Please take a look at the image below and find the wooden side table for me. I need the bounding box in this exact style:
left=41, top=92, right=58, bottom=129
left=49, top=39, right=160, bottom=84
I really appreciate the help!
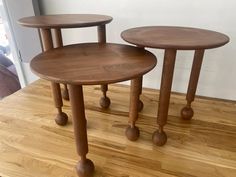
left=18, top=14, right=113, bottom=126
left=30, top=43, right=157, bottom=177
left=121, top=26, right=229, bottom=146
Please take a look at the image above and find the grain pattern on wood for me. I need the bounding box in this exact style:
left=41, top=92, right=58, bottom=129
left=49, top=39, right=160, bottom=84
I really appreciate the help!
left=0, top=79, right=236, bottom=177
left=18, top=14, right=112, bottom=29
left=30, top=43, right=157, bottom=85
left=31, top=41, right=156, bottom=175
left=121, top=26, right=230, bottom=50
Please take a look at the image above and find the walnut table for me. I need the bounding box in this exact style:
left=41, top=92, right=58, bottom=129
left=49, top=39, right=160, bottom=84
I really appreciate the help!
left=121, top=26, right=229, bottom=146
left=30, top=43, right=157, bottom=177
left=18, top=14, right=113, bottom=126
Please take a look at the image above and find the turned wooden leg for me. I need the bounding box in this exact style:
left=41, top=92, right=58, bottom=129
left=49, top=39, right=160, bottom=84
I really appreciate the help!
left=97, top=25, right=111, bottom=109
left=40, top=29, right=67, bottom=125
left=152, top=49, right=177, bottom=146
left=137, top=76, right=144, bottom=112
left=62, top=84, right=69, bottom=101
left=99, top=84, right=111, bottom=109
left=126, top=77, right=142, bottom=141
left=181, top=50, right=204, bottom=120
left=52, top=28, right=70, bottom=101
left=51, top=82, right=68, bottom=126
left=136, top=46, right=145, bottom=112
left=40, top=28, right=53, bottom=51
left=68, top=85, right=94, bottom=177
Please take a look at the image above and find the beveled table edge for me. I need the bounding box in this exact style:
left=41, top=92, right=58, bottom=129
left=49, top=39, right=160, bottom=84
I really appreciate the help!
left=30, top=43, right=157, bottom=85
left=18, top=14, right=113, bottom=29
left=121, top=26, right=230, bottom=50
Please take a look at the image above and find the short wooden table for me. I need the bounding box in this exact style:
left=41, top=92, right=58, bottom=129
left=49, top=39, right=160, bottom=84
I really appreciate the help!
left=18, top=14, right=113, bottom=126
left=121, top=26, right=229, bottom=146
left=30, top=43, right=157, bottom=177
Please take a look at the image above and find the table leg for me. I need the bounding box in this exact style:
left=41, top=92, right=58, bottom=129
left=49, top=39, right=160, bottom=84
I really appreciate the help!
left=51, top=82, right=68, bottom=126
left=98, top=25, right=111, bottom=109
left=52, top=28, right=70, bottom=101
left=136, top=46, right=145, bottom=112
left=62, top=84, right=69, bottom=101
left=137, top=76, right=144, bottom=112
left=40, top=28, right=53, bottom=51
left=40, top=29, right=67, bottom=125
left=152, top=49, right=177, bottom=146
left=99, top=84, right=111, bottom=109
left=126, top=77, right=142, bottom=141
left=181, top=50, right=205, bottom=120
left=68, top=84, right=94, bottom=177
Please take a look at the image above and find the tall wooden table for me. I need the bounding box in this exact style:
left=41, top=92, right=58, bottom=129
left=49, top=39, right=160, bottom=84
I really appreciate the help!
left=18, top=14, right=113, bottom=126
left=30, top=43, right=157, bottom=177
left=121, top=26, right=229, bottom=146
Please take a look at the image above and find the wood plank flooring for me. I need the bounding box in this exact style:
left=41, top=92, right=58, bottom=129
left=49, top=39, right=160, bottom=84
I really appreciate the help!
left=0, top=79, right=235, bottom=177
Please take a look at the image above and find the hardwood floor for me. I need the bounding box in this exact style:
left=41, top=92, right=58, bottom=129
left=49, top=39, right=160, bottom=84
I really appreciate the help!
left=0, top=79, right=235, bottom=177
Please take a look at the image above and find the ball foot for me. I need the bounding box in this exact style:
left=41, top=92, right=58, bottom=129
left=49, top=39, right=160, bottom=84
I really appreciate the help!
left=152, top=130, right=167, bottom=146
left=181, top=106, right=194, bottom=120
left=138, top=100, right=144, bottom=112
left=62, top=89, right=69, bottom=101
left=76, top=159, right=95, bottom=177
left=55, top=112, right=68, bottom=126
left=125, top=125, right=140, bottom=141
left=99, top=96, right=111, bottom=109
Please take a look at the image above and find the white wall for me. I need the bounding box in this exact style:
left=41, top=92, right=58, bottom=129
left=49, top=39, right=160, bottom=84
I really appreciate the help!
left=39, top=0, right=236, bottom=100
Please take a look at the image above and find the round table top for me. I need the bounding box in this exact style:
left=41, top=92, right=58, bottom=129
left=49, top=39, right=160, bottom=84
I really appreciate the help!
left=30, top=43, right=157, bottom=85
left=18, top=14, right=113, bottom=29
left=121, top=26, right=229, bottom=50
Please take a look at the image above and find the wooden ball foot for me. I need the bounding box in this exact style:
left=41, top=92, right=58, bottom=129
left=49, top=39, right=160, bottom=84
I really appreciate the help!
left=99, top=96, right=111, bottom=109
left=152, top=130, right=167, bottom=146
left=138, top=100, right=144, bottom=112
left=76, top=159, right=95, bottom=177
left=181, top=106, right=194, bottom=120
left=55, top=112, right=68, bottom=126
left=62, top=89, right=70, bottom=101
left=125, top=125, right=140, bottom=141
